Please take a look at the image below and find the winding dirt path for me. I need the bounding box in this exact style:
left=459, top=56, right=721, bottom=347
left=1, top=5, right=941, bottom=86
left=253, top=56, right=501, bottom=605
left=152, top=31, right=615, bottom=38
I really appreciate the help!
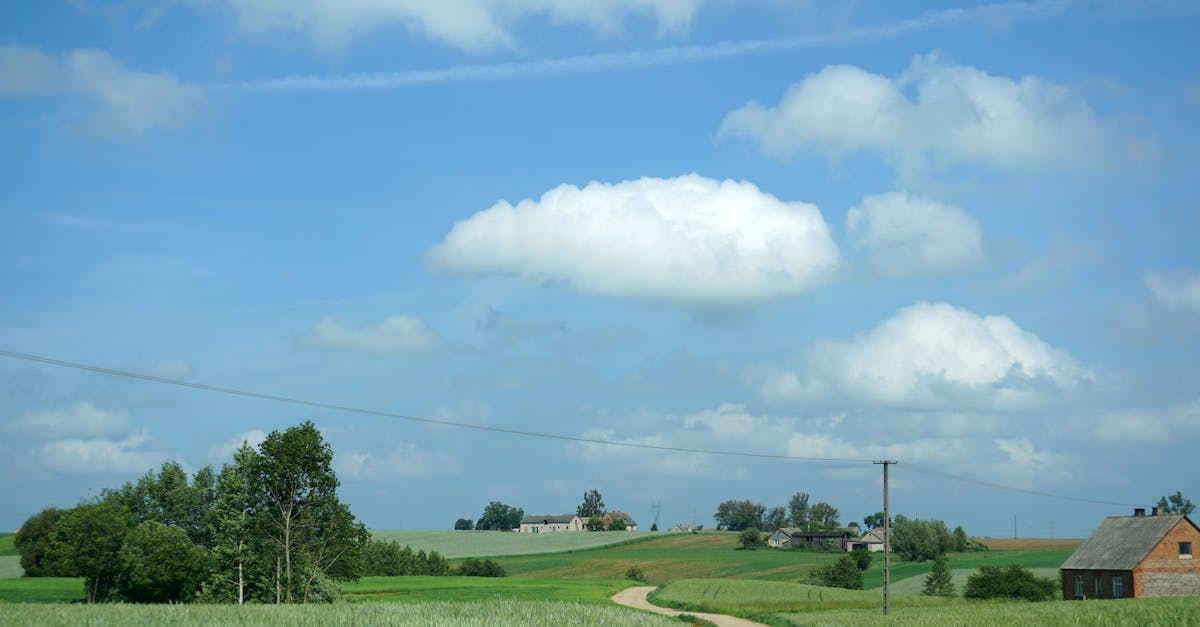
left=610, top=586, right=769, bottom=627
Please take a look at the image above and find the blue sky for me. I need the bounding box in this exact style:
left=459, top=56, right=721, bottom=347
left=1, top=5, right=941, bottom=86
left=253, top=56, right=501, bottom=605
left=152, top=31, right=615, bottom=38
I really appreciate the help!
left=1, top=1, right=1198, bottom=538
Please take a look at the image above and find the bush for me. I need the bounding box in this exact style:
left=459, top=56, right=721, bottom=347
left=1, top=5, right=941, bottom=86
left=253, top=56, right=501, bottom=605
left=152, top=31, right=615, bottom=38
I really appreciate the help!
left=360, top=539, right=413, bottom=576
left=964, top=564, right=1057, bottom=601
left=115, top=521, right=211, bottom=603
left=850, top=548, right=872, bottom=571
left=738, top=528, right=763, bottom=550
left=812, top=555, right=864, bottom=590
left=921, top=555, right=955, bottom=597
left=455, top=558, right=506, bottom=577
left=625, top=565, right=648, bottom=583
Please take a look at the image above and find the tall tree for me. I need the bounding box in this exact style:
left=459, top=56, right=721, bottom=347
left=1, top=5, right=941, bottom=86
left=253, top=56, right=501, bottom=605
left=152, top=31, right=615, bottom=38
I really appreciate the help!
left=763, top=507, right=787, bottom=532
left=476, top=501, right=524, bottom=531
left=107, top=460, right=217, bottom=547
left=577, top=488, right=605, bottom=518
left=713, top=499, right=766, bottom=531
left=252, top=421, right=365, bottom=603
left=14, top=507, right=73, bottom=577
left=787, top=492, right=810, bottom=529
left=863, top=512, right=888, bottom=530
left=116, top=520, right=211, bottom=603
left=1157, top=491, right=1195, bottom=515
left=209, top=444, right=260, bottom=604
left=47, top=498, right=129, bottom=603
left=810, top=502, right=840, bottom=529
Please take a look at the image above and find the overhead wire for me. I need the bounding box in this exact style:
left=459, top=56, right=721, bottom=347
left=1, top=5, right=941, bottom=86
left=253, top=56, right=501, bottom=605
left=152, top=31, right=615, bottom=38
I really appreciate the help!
left=0, top=347, right=1136, bottom=507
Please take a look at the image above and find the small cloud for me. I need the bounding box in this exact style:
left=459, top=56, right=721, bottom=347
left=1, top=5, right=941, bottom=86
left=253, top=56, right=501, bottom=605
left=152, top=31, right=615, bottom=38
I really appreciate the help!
left=846, top=191, right=984, bottom=277
left=719, top=53, right=1151, bottom=182
left=0, top=44, right=205, bottom=137
left=6, top=401, right=131, bottom=440
left=298, top=315, right=444, bottom=356
left=38, top=430, right=164, bottom=475
left=428, top=174, right=840, bottom=311
left=1144, top=270, right=1200, bottom=316
left=208, top=429, right=268, bottom=461
left=336, top=442, right=461, bottom=479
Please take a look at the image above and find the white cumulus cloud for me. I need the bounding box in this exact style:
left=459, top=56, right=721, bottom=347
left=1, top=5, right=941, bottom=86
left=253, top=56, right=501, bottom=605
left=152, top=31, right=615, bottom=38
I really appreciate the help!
left=427, top=174, right=841, bottom=310
left=198, top=0, right=701, bottom=51
left=336, top=442, right=461, bottom=479
left=761, top=301, right=1092, bottom=409
left=208, top=429, right=268, bottom=461
left=6, top=401, right=131, bottom=440
left=719, top=53, right=1141, bottom=180
left=0, top=44, right=206, bottom=137
left=846, top=191, right=985, bottom=277
left=38, top=430, right=165, bottom=475
left=299, top=315, right=444, bottom=356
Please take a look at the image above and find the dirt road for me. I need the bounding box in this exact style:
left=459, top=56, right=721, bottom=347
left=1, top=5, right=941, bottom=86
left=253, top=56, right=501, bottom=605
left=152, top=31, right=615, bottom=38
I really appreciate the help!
left=610, top=586, right=769, bottom=627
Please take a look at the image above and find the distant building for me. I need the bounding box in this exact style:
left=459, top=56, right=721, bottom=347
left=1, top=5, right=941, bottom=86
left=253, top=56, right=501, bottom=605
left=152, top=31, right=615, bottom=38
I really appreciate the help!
left=603, top=511, right=638, bottom=531
left=849, top=528, right=886, bottom=552
left=518, top=514, right=583, bottom=533
left=1060, top=508, right=1200, bottom=599
left=767, top=528, right=852, bottom=550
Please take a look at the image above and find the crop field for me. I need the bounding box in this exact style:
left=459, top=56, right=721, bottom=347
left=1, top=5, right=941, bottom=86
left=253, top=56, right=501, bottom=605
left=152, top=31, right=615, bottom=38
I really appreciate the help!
left=343, top=575, right=633, bottom=605
left=650, top=578, right=953, bottom=615
left=0, top=557, right=22, bottom=579
left=862, top=548, right=1073, bottom=589
left=0, top=578, right=83, bottom=603
left=977, top=538, right=1083, bottom=551
left=0, top=599, right=680, bottom=626
left=0, top=534, right=16, bottom=556
left=775, top=596, right=1200, bottom=626
left=370, top=529, right=659, bottom=559
left=886, top=567, right=1060, bottom=596
left=494, top=532, right=842, bottom=584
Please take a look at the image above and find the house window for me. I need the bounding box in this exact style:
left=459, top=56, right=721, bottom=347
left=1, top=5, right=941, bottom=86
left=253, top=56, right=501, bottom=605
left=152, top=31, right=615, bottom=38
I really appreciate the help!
left=1181, top=542, right=1193, bottom=558
left=1074, top=575, right=1083, bottom=598
left=1113, top=576, right=1123, bottom=598
left=1095, top=576, right=1102, bottom=598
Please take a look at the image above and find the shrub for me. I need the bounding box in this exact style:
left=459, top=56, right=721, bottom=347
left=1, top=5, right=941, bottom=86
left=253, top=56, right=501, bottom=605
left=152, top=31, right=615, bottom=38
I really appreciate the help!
left=921, top=555, right=955, bottom=597
left=812, top=555, right=864, bottom=590
left=455, top=558, right=506, bottom=577
left=850, top=548, right=872, bottom=571
left=625, top=565, right=648, bottom=583
left=964, top=564, right=1056, bottom=601
left=737, top=528, right=763, bottom=550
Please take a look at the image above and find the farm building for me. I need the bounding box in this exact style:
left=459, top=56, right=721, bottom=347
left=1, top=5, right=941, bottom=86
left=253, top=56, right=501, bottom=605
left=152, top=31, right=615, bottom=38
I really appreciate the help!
left=603, top=511, right=638, bottom=531
left=849, top=528, right=886, bottom=552
left=1060, top=509, right=1200, bottom=599
left=767, top=528, right=852, bottom=550
left=519, top=514, right=583, bottom=533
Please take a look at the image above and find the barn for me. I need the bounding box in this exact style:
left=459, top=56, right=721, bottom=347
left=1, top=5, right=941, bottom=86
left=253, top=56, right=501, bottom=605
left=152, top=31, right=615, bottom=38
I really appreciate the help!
left=1060, top=509, right=1200, bottom=599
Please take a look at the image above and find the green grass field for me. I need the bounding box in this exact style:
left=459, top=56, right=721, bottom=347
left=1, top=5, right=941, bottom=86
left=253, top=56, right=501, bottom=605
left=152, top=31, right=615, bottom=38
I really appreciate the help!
left=862, top=549, right=1072, bottom=589
left=0, top=557, right=24, bottom=579
left=650, top=578, right=954, bottom=614
left=494, top=532, right=842, bottom=584
left=0, top=534, right=16, bottom=556
left=887, top=567, right=1060, bottom=596
left=775, top=596, right=1200, bottom=626
left=344, top=575, right=634, bottom=605
left=0, top=599, right=680, bottom=626
left=0, top=578, right=83, bottom=603
left=370, top=530, right=659, bottom=559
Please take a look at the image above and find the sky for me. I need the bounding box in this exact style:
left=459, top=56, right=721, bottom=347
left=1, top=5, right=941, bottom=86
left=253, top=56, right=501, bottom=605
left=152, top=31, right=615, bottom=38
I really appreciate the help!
left=1, top=1, right=1198, bottom=539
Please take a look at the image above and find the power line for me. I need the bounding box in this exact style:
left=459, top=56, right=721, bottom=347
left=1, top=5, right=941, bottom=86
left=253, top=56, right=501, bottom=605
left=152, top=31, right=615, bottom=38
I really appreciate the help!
left=905, top=463, right=1135, bottom=508
left=0, top=348, right=870, bottom=464
left=0, top=348, right=1139, bottom=508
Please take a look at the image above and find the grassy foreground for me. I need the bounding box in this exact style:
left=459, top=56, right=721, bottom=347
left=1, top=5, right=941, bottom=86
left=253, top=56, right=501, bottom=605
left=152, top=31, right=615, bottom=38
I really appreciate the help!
left=0, top=599, right=680, bottom=626
left=650, top=578, right=953, bottom=615
left=776, top=596, right=1200, bottom=626
left=344, top=575, right=633, bottom=605
left=371, top=530, right=658, bottom=559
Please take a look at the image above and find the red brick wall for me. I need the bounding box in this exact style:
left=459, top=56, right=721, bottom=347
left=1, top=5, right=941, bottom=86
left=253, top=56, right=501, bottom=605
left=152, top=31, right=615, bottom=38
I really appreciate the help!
left=1061, top=569, right=1133, bottom=599
left=1134, top=518, right=1200, bottom=597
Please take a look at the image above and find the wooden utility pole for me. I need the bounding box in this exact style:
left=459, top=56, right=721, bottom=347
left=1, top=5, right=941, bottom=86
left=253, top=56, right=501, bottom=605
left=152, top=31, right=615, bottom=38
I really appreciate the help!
left=874, top=460, right=897, bottom=616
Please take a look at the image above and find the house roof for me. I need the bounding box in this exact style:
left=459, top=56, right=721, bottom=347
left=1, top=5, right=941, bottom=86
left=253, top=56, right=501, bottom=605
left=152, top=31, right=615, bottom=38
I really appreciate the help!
left=1061, top=514, right=1193, bottom=570
left=858, top=529, right=886, bottom=543
left=604, top=511, right=637, bottom=525
left=774, top=527, right=850, bottom=538
left=520, top=514, right=578, bottom=525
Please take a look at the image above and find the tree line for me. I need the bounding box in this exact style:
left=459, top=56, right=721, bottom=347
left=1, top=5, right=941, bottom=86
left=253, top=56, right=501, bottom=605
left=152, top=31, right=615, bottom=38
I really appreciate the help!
left=713, top=492, right=841, bottom=532
left=12, top=421, right=504, bottom=605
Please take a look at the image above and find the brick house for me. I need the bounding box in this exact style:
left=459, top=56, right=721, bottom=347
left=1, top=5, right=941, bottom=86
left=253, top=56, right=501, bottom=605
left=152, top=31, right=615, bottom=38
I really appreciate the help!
left=1060, top=509, right=1200, bottom=599
left=518, top=514, right=583, bottom=533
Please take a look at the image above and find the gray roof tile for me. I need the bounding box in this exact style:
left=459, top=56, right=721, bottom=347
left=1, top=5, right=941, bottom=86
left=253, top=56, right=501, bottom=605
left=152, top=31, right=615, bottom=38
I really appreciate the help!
left=1061, top=514, right=1192, bottom=570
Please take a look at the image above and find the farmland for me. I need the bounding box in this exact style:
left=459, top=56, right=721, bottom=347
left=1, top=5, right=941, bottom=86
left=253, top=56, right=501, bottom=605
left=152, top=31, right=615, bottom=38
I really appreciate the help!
left=370, top=529, right=658, bottom=559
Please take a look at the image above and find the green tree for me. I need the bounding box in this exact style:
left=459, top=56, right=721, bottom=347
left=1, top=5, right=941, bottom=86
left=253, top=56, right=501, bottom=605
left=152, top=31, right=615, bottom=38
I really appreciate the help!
left=891, top=516, right=955, bottom=562
left=787, top=492, right=810, bottom=529
left=863, top=512, right=889, bottom=530
left=850, top=547, right=873, bottom=571
left=48, top=498, right=130, bottom=603
left=454, top=518, right=473, bottom=530
left=813, top=555, right=864, bottom=589
left=14, top=507, right=73, bottom=577
left=738, top=527, right=763, bottom=550
left=577, top=488, right=605, bottom=519
left=1157, top=491, right=1196, bottom=515
left=108, top=460, right=216, bottom=548
left=809, top=502, right=840, bottom=529
left=763, top=507, right=787, bottom=531
left=713, top=499, right=766, bottom=531
left=475, top=501, right=524, bottom=531
left=456, top=558, right=506, bottom=577
left=922, top=555, right=955, bottom=597
left=253, top=421, right=367, bottom=603
left=208, top=444, right=260, bottom=604
left=608, top=517, right=627, bottom=531
left=116, top=520, right=211, bottom=603
left=964, top=564, right=1056, bottom=601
